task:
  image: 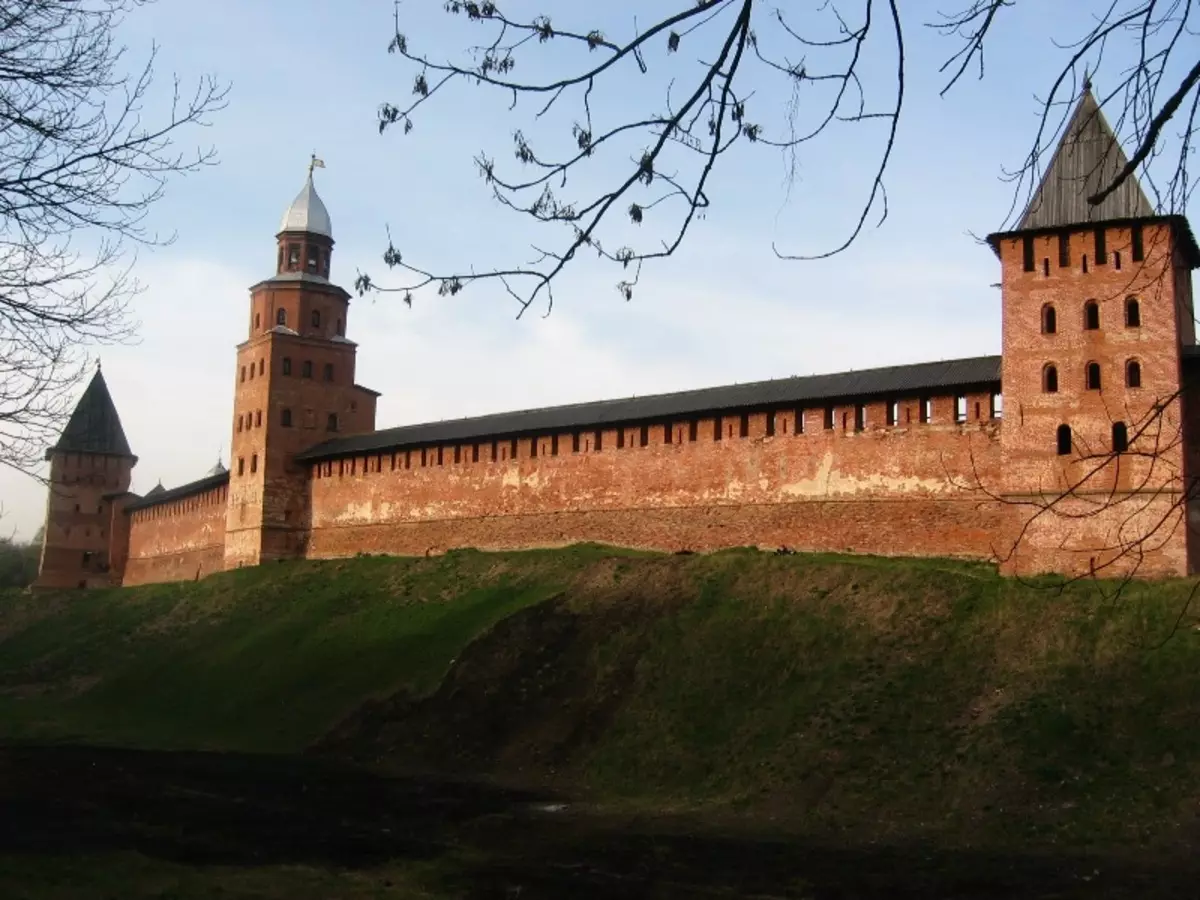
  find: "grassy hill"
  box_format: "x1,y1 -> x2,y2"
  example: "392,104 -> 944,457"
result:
3,545 -> 1200,853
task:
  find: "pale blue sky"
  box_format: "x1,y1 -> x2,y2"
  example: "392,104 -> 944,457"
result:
3,1 -> 1194,538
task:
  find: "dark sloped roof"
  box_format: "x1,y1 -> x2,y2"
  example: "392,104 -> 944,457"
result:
124,470 -> 229,513
52,369 -> 133,457
1019,88 -> 1154,230
298,355 -> 1001,461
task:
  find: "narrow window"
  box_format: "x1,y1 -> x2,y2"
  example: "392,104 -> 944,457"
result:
1042,258 -> 1050,277
1056,424 -> 1072,456
276,308 -> 287,326
472,444 -> 479,463
324,363 -> 334,382
714,416 -> 722,441
1086,362 -> 1101,390
1131,223 -> 1144,261
307,247 -> 318,272
1112,421 -> 1129,454
766,411 -> 776,437
1022,234 -> 1035,272
854,405 -> 865,432
551,435 -> 559,456
990,393 -> 1003,419
1082,254 -> 1089,274
1042,304 -> 1056,334
254,313 -> 261,330
454,445 -> 461,464
258,359 -> 264,376
886,401 -> 897,426
530,437 -> 537,458
640,424 -> 649,447
237,457 -> 245,475
1043,364 -> 1058,393
842,411 -> 849,431
663,423 -> 672,445
237,414 -> 244,432
1125,296 -> 1140,328
240,366 -> 246,383
491,440 -> 498,462
1126,359 -> 1142,388
312,310 -> 321,328
510,438 -> 518,458
1058,232 -> 1070,268
336,318 -> 344,336
282,357 -> 292,375
919,398 -> 931,424
437,446 -> 444,466
796,408 -> 805,434
287,244 -> 300,270
302,360 -> 313,378
250,454 -> 258,474
594,430 -> 602,451
249,363 -> 255,380
617,429 -> 625,449
281,408 -> 292,427
1084,300 -> 1100,330
689,420 -> 698,442
824,406 -> 835,430
1113,250 -> 1122,271
572,432 -> 581,453
955,396 -> 967,423
255,410 -> 262,427
739,414 -> 749,438
1094,226 -> 1107,265
327,413 -> 339,432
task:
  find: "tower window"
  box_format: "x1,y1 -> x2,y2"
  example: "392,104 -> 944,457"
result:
640,424 -> 649,447
824,406 -> 835,430
287,244 -> 300,270
1126,359 -> 1142,388
302,360 -> 313,379
255,410 -> 262,427
258,359 -> 264,376
327,413 -> 339,432
282,357 -> 292,375
1082,254 -> 1089,273
1056,424 -> 1072,456
1084,300 -> 1100,330
886,401 -> 897,426
572,432 -> 581,453
240,366 -> 246,383
713,416 -> 722,441
1022,234 -> 1035,272
237,414 -> 244,432
282,408 -> 292,427
739,414 -> 750,438
250,454 -> 258,474
1085,362 -> 1101,390
312,310 -> 321,328
689,420 -> 698,442
324,363 -> 334,382
336,318 -> 344,336
238,457 -> 245,475
1094,226 -> 1107,265
1113,250 -> 1122,271
955,396 -> 967,423
854,405 -> 865,432
1131,223 -> 1144,261
990,393 -> 1003,419
796,408 -> 805,434
276,308 -> 287,326
1042,258 -> 1050,277
1112,421 -> 1129,454
254,313 -> 261,330
307,247 -> 318,272
919,398 -> 931,424
664,423 -> 673,444
766,411 -> 776,437
1058,232 -> 1070,268
1125,296 -> 1140,327
1042,304 -> 1057,334
1043,364 -> 1058,393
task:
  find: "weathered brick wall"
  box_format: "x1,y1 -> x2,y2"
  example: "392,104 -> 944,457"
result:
123,484 -> 228,586
305,401 -> 1007,563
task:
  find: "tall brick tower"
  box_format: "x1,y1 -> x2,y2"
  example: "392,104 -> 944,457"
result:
34,366 -> 138,589
990,88 -> 1199,577
224,160 -> 379,568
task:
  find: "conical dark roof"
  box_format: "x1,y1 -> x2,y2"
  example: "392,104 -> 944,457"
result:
53,368 -> 133,457
1019,88 -> 1155,230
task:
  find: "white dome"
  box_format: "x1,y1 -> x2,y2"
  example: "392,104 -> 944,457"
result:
279,174 -> 332,238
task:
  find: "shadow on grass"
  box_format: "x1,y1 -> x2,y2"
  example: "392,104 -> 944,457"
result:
3,744 -> 1200,898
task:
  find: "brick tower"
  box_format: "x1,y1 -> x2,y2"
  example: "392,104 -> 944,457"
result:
224,160 -> 378,568
990,88 -> 1199,577
34,366 -> 138,589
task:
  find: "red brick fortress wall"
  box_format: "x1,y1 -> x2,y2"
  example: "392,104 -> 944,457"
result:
305,396 -> 1008,563
123,483 -> 229,586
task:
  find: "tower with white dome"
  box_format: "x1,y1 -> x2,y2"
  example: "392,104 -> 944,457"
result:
224,161 -> 379,569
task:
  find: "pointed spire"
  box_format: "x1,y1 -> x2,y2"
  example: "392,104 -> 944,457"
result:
1019,87 -> 1154,230
52,368 -> 133,457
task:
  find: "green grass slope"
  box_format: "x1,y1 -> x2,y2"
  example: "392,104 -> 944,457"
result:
3,546 -> 1200,848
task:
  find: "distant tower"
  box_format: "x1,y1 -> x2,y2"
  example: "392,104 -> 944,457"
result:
34,367 -> 138,589
224,160 -> 379,569
990,88 -> 1199,576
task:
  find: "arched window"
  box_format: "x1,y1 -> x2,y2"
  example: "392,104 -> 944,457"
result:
1085,362 -> 1101,390
307,247 -> 318,272
311,310 -> 321,328
1041,304 -> 1057,334
336,318 -> 344,336
282,357 -> 292,376
1125,296 -> 1141,327
239,366 -> 246,383
254,313 -> 261,330
1112,421 -> 1129,453
287,244 -> 300,270
326,413 -> 339,432
1084,300 -> 1100,330
1125,359 -> 1142,388
1056,424 -> 1072,456
1043,363 -> 1058,393
281,408 -> 293,427
276,308 -> 287,326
